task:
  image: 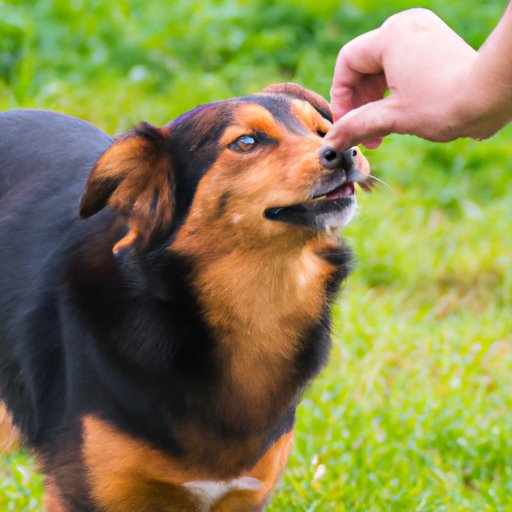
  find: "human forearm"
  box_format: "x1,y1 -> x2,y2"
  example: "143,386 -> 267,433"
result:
458,1 -> 512,138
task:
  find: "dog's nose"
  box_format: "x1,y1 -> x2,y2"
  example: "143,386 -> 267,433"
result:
319,146 -> 348,170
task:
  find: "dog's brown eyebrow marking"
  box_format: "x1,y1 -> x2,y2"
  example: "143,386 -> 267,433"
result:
220,104 -> 285,146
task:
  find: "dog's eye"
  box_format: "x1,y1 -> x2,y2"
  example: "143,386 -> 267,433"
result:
316,128 -> 327,138
231,135 -> 257,153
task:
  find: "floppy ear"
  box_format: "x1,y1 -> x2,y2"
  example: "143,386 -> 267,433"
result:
80,122 -> 174,254
263,83 -> 332,122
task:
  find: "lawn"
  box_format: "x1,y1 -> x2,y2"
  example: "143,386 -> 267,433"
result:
1,0 -> 511,510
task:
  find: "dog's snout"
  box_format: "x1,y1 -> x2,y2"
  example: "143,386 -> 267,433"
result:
319,146 -> 346,170
319,146 -> 357,172
319,146 -> 369,183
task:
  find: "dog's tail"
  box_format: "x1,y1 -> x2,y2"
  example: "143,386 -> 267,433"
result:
0,401 -> 19,454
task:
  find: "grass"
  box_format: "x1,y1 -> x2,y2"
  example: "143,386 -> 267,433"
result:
1,0 -> 511,510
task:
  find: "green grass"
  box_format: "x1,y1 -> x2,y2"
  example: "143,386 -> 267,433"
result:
1,0 -> 511,510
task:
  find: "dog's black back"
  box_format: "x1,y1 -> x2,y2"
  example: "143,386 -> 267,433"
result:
0,110 -> 111,198
0,111 -> 112,444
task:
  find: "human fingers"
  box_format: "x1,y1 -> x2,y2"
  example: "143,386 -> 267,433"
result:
330,28 -> 387,121
324,98 -> 397,150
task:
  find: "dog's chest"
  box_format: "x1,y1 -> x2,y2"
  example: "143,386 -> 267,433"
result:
81,415 -> 293,511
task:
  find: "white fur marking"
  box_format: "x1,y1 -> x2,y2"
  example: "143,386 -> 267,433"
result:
322,197 -> 357,229
184,476 -> 262,507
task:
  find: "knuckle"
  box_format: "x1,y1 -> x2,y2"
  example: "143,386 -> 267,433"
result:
383,8 -> 438,33
337,39 -> 358,62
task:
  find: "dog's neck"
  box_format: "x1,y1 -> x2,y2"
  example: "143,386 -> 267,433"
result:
170,231 -> 349,430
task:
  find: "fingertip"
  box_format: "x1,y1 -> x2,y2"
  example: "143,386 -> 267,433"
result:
324,124 -> 355,152
325,99 -> 393,150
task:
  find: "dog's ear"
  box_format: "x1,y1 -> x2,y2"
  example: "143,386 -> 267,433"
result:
80,122 -> 174,254
263,83 -> 332,122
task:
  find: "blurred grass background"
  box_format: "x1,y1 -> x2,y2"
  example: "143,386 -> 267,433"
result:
1,0 -> 511,510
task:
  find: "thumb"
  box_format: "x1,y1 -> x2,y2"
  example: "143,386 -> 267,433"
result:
325,98 -> 398,150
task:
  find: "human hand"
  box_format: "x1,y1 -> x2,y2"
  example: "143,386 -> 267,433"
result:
326,9 -> 480,150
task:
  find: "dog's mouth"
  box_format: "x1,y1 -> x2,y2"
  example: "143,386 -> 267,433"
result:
264,180 -> 357,230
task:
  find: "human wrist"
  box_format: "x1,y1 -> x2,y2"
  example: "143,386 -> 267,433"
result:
455,3 -> 512,139
448,65 -> 510,140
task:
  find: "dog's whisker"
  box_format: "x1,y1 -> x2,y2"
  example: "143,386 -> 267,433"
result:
367,174 -> 398,194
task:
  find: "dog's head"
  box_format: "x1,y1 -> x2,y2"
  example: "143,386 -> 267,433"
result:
79,83 -> 370,255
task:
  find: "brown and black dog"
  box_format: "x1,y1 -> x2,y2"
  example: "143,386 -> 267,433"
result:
0,83 -> 369,511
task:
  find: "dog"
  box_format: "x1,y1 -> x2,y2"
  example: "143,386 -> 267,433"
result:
0,83 -> 370,511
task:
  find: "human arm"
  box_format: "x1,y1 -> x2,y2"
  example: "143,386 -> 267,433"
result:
326,4 -> 512,150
